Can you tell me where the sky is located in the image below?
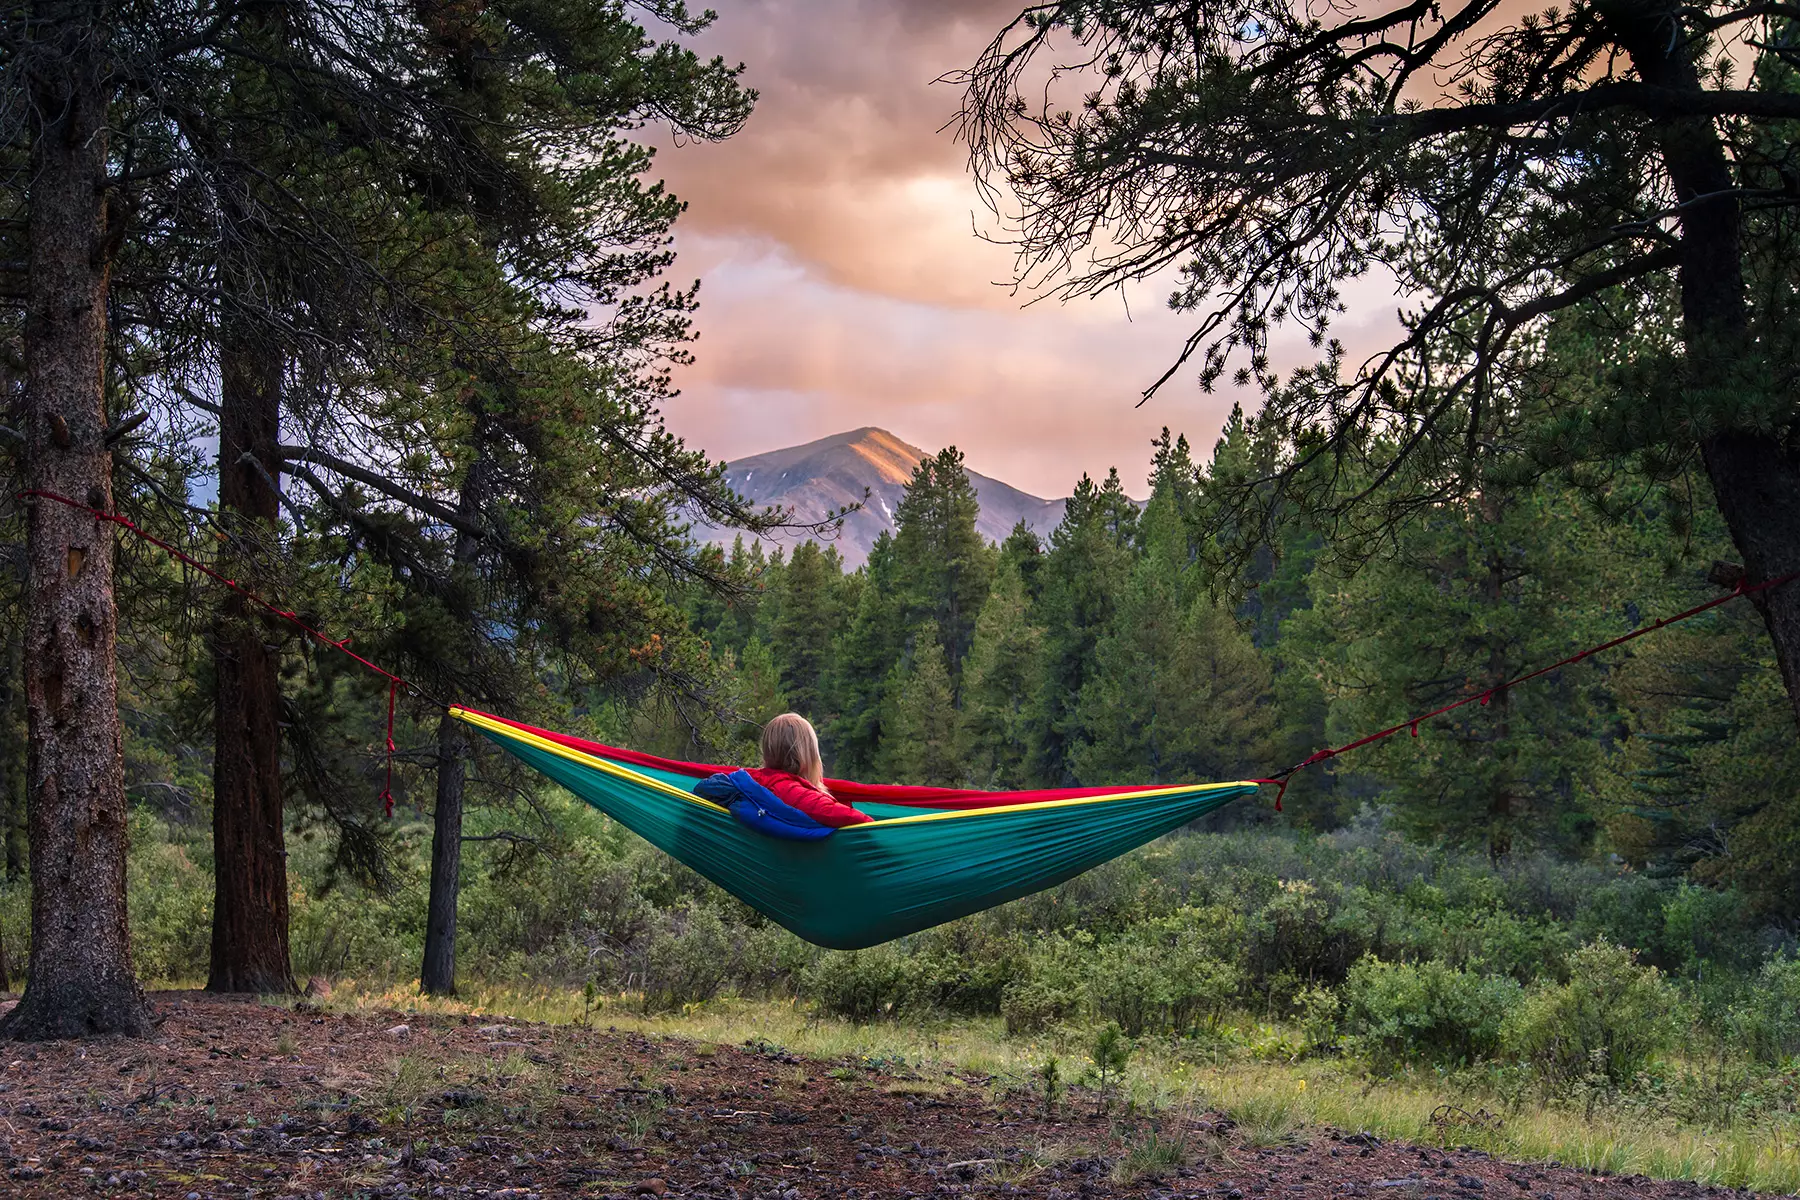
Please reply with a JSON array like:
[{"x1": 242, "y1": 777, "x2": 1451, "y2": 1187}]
[{"x1": 649, "y1": 0, "x2": 1400, "y2": 500}]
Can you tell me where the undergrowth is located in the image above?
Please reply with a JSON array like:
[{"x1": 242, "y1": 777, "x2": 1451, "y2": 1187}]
[{"x1": 299, "y1": 984, "x2": 1800, "y2": 1195}]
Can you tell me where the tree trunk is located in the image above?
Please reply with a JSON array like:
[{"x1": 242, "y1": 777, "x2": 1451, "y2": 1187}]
[
  {"x1": 420, "y1": 714, "x2": 467, "y2": 996},
  {"x1": 1, "y1": 618, "x2": 26, "y2": 879},
  {"x1": 1483, "y1": 549, "x2": 1514, "y2": 862},
  {"x1": 1612, "y1": 2, "x2": 1800, "y2": 732},
  {"x1": 420, "y1": 457, "x2": 486, "y2": 997},
  {"x1": 0, "y1": 0, "x2": 156, "y2": 1040},
  {"x1": 1701, "y1": 437, "x2": 1800, "y2": 724},
  {"x1": 206, "y1": 335, "x2": 296, "y2": 994}
]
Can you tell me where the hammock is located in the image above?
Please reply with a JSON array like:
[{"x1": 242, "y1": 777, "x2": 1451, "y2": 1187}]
[{"x1": 451, "y1": 707, "x2": 1258, "y2": 950}]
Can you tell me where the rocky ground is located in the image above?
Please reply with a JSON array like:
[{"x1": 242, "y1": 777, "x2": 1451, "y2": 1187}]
[{"x1": 0, "y1": 995, "x2": 1772, "y2": 1200}]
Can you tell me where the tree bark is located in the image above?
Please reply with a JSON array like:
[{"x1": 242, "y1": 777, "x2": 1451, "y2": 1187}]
[
  {"x1": 1, "y1": 618, "x2": 26, "y2": 879},
  {"x1": 206, "y1": 334, "x2": 296, "y2": 994},
  {"x1": 1610, "y1": 0, "x2": 1800, "y2": 731},
  {"x1": 420, "y1": 457, "x2": 486, "y2": 997},
  {"x1": 420, "y1": 713, "x2": 467, "y2": 996},
  {"x1": 0, "y1": 0, "x2": 156, "y2": 1040},
  {"x1": 1701, "y1": 437, "x2": 1800, "y2": 722}
]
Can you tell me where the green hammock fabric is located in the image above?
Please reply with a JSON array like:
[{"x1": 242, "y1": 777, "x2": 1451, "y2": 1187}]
[{"x1": 453, "y1": 707, "x2": 1258, "y2": 950}]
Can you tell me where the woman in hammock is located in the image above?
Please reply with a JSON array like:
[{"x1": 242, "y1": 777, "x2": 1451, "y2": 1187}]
[{"x1": 747, "y1": 713, "x2": 871, "y2": 826}]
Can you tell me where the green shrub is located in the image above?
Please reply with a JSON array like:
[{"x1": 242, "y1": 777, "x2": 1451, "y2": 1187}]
[
  {"x1": 1293, "y1": 984, "x2": 1342, "y2": 1054},
  {"x1": 1501, "y1": 941, "x2": 1680, "y2": 1093},
  {"x1": 1088, "y1": 936, "x2": 1177, "y2": 1037},
  {"x1": 1244, "y1": 879, "x2": 1373, "y2": 999},
  {"x1": 1341, "y1": 956, "x2": 1521, "y2": 1069},
  {"x1": 126, "y1": 820, "x2": 213, "y2": 983},
  {"x1": 288, "y1": 868, "x2": 423, "y2": 984},
  {"x1": 1731, "y1": 955, "x2": 1800, "y2": 1066},
  {"x1": 622, "y1": 903, "x2": 746, "y2": 1012},
  {"x1": 901, "y1": 925, "x2": 1027, "y2": 1014},
  {"x1": 1659, "y1": 883, "x2": 1754, "y2": 975},
  {"x1": 1134, "y1": 905, "x2": 1245, "y2": 1032},
  {"x1": 802, "y1": 945, "x2": 913, "y2": 1022},
  {"x1": 0, "y1": 875, "x2": 31, "y2": 987},
  {"x1": 1001, "y1": 932, "x2": 1093, "y2": 1033}
]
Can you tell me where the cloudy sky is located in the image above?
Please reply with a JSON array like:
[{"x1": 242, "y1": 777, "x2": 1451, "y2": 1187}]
[{"x1": 650, "y1": 0, "x2": 1399, "y2": 500}]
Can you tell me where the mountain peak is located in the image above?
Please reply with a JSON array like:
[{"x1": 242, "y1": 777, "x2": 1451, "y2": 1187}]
[{"x1": 698, "y1": 429, "x2": 1064, "y2": 567}]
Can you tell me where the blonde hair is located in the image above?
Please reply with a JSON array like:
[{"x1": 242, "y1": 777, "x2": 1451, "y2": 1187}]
[{"x1": 761, "y1": 712, "x2": 825, "y2": 788}]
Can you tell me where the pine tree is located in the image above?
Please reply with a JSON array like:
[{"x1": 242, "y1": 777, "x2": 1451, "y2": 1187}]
[
  {"x1": 1289, "y1": 486, "x2": 1619, "y2": 858},
  {"x1": 1140, "y1": 429, "x2": 1201, "y2": 571},
  {"x1": 959, "y1": 560, "x2": 1044, "y2": 788},
  {"x1": 891, "y1": 447, "x2": 995, "y2": 679},
  {"x1": 999, "y1": 520, "x2": 1046, "y2": 601},
  {"x1": 875, "y1": 625, "x2": 961, "y2": 787},
  {"x1": 772, "y1": 541, "x2": 846, "y2": 721},
  {"x1": 1, "y1": 0, "x2": 155, "y2": 1036},
  {"x1": 1071, "y1": 467, "x2": 1275, "y2": 787},
  {"x1": 1027, "y1": 469, "x2": 1139, "y2": 785},
  {"x1": 829, "y1": 533, "x2": 905, "y2": 776},
  {"x1": 737, "y1": 638, "x2": 790, "y2": 731}
]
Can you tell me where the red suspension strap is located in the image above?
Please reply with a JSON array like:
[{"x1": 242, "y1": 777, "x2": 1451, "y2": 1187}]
[
  {"x1": 1253, "y1": 568, "x2": 1800, "y2": 811},
  {"x1": 19, "y1": 489, "x2": 424, "y2": 815}
]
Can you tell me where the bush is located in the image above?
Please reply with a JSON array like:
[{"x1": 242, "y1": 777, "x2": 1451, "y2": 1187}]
[
  {"x1": 1341, "y1": 956, "x2": 1521, "y2": 1069},
  {"x1": 1501, "y1": 941, "x2": 1680, "y2": 1093},
  {"x1": 127, "y1": 823, "x2": 213, "y2": 983},
  {"x1": 1088, "y1": 936, "x2": 1178, "y2": 1037},
  {"x1": 1732, "y1": 955, "x2": 1800, "y2": 1066},
  {"x1": 901, "y1": 925, "x2": 1027, "y2": 1014},
  {"x1": 623, "y1": 903, "x2": 747, "y2": 1012},
  {"x1": 1659, "y1": 883, "x2": 1754, "y2": 975},
  {"x1": 1001, "y1": 932, "x2": 1093, "y2": 1034},
  {"x1": 802, "y1": 945, "x2": 913, "y2": 1022}
]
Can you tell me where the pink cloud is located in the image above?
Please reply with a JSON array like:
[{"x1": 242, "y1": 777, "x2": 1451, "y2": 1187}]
[{"x1": 650, "y1": 1, "x2": 1402, "y2": 501}]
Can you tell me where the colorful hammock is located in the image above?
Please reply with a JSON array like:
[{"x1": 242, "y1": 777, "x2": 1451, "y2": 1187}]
[{"x1": 451, "y1": 707, "x2": 1258, "y2": 950}]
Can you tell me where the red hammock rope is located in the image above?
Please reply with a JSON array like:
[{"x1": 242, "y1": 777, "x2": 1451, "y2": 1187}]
[
  {"x1": 18, "y1": 488, "x2": 421, "y2": 815},
  {"x1": 1253, "y1": 567, "x2": 1800, "y2": 810},
  {"x1": 17, "y1": 488, "x2": 1799, "y2": 818}
]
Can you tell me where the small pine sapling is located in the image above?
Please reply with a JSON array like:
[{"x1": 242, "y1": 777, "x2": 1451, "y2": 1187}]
[
  {"x1": 1092, "y1": 1022, "x2": 1131, "y2": 1112},
  {"x1": 1037, "y1": 1055, "x2": 1063, "y2": 1116}
]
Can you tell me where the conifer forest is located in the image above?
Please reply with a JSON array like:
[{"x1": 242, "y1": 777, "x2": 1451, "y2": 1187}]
[{"x1": 3, "y1": 0, "x2": 1800, "y2": 1196}]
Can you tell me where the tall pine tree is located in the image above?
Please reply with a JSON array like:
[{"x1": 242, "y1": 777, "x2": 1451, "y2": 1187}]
[
  {"x1": 1027, "y1": 469, "x2": 1139, "y2": 785},
  {"x1": 959, "y1": 559, "x2": 1044, "y2": 788},
  {"x1": 875, "y1": 624, "x2": 961, "y2": 787},
  {"x1": 890, "y1": 447, "x2": 995, "y2": 680}
]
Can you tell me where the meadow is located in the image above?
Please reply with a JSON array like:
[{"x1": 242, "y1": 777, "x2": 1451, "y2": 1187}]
[{"x1": 13, "y1": 798, "x2": 1795, "y2": 1193}]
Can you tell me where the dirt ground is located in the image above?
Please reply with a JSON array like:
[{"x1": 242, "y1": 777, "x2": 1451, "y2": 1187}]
[{"x1": 0, "y1": 994, "x2": 1771, "y2": 1200}]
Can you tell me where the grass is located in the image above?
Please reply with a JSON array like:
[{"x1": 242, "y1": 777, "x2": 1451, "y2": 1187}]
[
  {"x1": 282, "y1": 981, "x2": 1800, "y2": 1196},
  {"x1": 1114, "y1": 1124, "x2": 1191, "y2": 1184}
]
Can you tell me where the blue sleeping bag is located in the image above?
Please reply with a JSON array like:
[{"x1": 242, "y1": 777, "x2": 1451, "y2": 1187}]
[{"x1": 693, "y1": 769, "x2": 836, "y2": 841}]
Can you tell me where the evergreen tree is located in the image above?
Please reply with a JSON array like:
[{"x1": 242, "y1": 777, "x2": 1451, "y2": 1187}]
[
  {"x1": 1, "y1": 0, "x2": 156, "y2": 1036},
  {"x1": 829, "y1": 533, "x2": 905, "y2": 776},
  {"x1": 1597, "y1": 602, "x2": 1800, "y2": 917},
  {"x1": 736, "y1": 638, "x2": 790, "y2": 733},
  {"x1": 1286, "y1": 486, "x2": 1623, "y2": 858},
  {"x1": 1199, "y1": 409, "x2": 1344, "y2": 824},
  {"x1": 1139, "y1": 429, "x2": 1201, "y2": 571},
  {"x1": 1072, "y1": 471, "x2": 1275, "y2": 788},
  {"x1": 890, "y1": 447, "x2": 995, "y2": 679},
  {"x1": 959, "y1": 560, "x2": 1045, "y2": 788},
  {"x1": 1027, "y1": 469, "x2": 1139, "y2": 785},
  {"x1": 999, "y1": 520, "x2": 1046, "y2": 602},
  {"x1": 772, "y1": 541, "x2": 846, "y2": 721},
  {"x1": 875, "y1": 625, "x2": 961, "y2": 787}
]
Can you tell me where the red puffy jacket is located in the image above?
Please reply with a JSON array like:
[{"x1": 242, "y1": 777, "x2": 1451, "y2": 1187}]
[{"x1": 746, "y1": 768, "x2": 872, "y2": 827}]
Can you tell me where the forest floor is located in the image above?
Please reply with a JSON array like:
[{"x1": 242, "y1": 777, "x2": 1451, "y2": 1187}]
[{"x1": 0, "y1": 993, "x2": 1779, "y2": 1200}]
